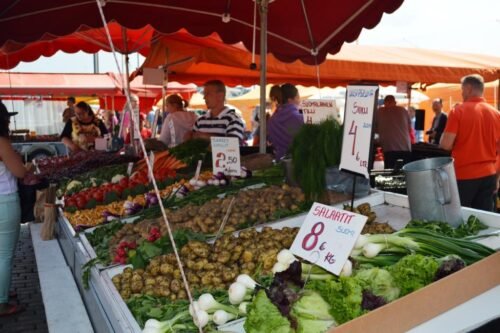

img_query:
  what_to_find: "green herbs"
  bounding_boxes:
[169,138,210,167]
[86,221,125,264]
[406,215,487,238]
[290,119,342,201]
[129,229,207,269]
[126,295,196,330]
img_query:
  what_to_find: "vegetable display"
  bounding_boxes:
[161,184,306,234]
[35,151,138,183]
[112,227,299,300]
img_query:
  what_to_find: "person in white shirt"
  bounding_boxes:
[0,101,29,316]
[158,94,197,148]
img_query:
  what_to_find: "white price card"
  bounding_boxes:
[340,85,378,178]
[290,203,367,275]
[301,99,338,124]
[127,162,134,176]
[211,137,241,176]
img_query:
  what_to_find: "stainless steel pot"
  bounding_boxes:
[402,157,463,227]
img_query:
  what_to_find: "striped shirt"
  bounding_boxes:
[192,107,245,141]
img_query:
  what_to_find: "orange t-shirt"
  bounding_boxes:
[444,97,500,180]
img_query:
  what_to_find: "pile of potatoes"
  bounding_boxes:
[112,226,299,300]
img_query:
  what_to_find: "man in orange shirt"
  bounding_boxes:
[440,74,500,212]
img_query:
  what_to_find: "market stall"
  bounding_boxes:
[21,117,498,333]
[2,2,499,333]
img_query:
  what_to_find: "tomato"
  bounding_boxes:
[92,191,104,202]
[84,192,93,202]
[119,177,129,188]
[65,198,76,207]
[112,184,124,195]
[76,198,87,210]
[128,180,139,188]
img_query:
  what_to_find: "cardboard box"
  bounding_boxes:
[333,252,500,333]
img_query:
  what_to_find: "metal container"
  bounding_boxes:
[402,157,463,227]
[281,158,299,187]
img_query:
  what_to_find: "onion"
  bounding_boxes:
[213,310,235,325]
[228,282,247,305]
[236,274,257,290]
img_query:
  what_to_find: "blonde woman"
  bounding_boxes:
[159,95,197,147]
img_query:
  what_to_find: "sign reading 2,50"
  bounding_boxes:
[215,152,237,168]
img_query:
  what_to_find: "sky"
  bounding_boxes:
[9,0,500,75]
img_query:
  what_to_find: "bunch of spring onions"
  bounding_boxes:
[188,274,257,329]
[351,228,495,266]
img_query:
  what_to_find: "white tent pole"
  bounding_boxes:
[258,0,269,154]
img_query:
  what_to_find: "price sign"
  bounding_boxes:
[301,99,338,124]
[148,151,155,181]
[339,85,378,178]
[211,137,241,176]
[127,162,134,176]
[290,203,367,275]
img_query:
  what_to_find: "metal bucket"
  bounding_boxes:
[281,158,299,187]
[402,157,463,227]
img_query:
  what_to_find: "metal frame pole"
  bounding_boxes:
[258,0,269,154]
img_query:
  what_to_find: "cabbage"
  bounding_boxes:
[111,174,126,184]
[290,290,335,333]
[66,180,83,192]
[355,268,400,302]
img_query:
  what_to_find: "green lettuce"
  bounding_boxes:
[306,277,365,325]
[388,254,439,296]
[244,290,293,333]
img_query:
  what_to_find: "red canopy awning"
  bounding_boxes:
[0,0,404,65]
[0,72,196,111]
[0,22,160,69]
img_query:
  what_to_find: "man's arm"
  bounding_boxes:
[439,132,456,151]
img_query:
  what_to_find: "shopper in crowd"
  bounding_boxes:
[426,98,448,145]
[407,106,417,144]
[120,94,140,140]
[374,95,412,168]
[125,114,152,144]
[60,101,108,152]
[269,85,283,114]
[251,102,271,147]
[187,80,245,143]
[267,83,304,160]
[102,109,119,134]
[0,101,29,316]
[440,74,500,211]
[62,96,76,123]
[158,95,197,147]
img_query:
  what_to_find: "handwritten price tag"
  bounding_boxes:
[339,85,378,178]
[211,137,241,176]
[290,203,367,275]
[301,99,338,124]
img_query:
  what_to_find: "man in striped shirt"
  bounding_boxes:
[187,80,245,144]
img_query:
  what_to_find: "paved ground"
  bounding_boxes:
[0,224,48,333]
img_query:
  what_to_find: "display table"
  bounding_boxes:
[33,191,500,333]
